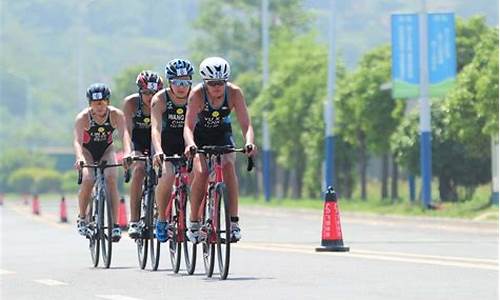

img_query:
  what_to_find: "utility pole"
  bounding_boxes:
[261,0,271,201]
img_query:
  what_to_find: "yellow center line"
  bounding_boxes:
[237,242,498,271]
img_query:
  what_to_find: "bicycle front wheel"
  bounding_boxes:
[148,191,160,271]
[182,186,197,275]
[215,184,231,280]
[100,188,113,269]
[169,194,182,273]
[137,190,149,269]
[87,197,99,267]
[202,192,215,278]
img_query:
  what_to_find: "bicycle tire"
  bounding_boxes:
[137,188,149,270]
[101,187,113,269]
[169,194,182,273]
[215,183,231,280]
[182,186,197,275]
[202,190,215,278]
[87,196,99,267]
[147,189,160,271]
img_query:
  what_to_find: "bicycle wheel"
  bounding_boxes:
[215,184,231,280]
[149,190,160,271]
[202,191,215,278]
[169,194,182,273]
[87,196,99,267]
[182,186,197,275]
[100,187,113,269]
[137,189,148,269]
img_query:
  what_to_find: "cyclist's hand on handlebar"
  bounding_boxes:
[74,159,84,170]
[245,143,257,156]
[184,144,197,158]
[122,153,134,169]
[153,152,164,168]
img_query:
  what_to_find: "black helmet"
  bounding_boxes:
[165,59,194,80]
[86,83,111,101]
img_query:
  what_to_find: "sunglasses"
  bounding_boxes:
[205,80,226,87]
[170,79,192,87]
[140,90,155,95]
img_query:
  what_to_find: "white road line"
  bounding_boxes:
[237,242,499,271]
[0,269,16,275]
[7,204,69,230]
[96,295,143,300]
[34,279,68,286]
[258,242,498,264]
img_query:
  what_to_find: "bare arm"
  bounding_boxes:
[122,98,135,155]
[183,89,203,154]
[73,112,86,168]
[151,92,165,159]
[231,86,256,154]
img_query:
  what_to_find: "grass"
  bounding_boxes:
[240,180,499,221]
[4,180,498,221]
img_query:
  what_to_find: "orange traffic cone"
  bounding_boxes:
[118,197,128,229]
[316,186,349,252]
[60,196,68,223]
[32,194,40,215]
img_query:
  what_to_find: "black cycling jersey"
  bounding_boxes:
[83,109,114,162]
[131,95,151,153]
[161,89,187,155]
[194,85,234,147]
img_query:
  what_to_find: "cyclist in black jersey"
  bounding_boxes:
[122,71,164,238]
[184,57,257,243]
[73,83,126,241]
[151,59,194,242]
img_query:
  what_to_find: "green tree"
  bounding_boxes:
[110,65,153,107]
[336,46,402,200]
[391,104,491,201]
[0,149,55,192]
[190,0,311,78]
[8,167,62,194]
[251,32,327,198]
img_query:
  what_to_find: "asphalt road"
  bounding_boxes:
[1,197,498,300]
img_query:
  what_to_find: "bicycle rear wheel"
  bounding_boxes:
[169,194,182,273]
[87,197,99,267]
[182,186,197,275]
[202,192,215,278]
[100,188,113,269]
[215,184,231,280]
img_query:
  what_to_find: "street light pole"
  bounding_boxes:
[419,0,432,208]
[324,0,336,189]
[261,0,271,202]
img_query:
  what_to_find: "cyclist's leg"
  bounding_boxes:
[189,155,209,222]
[221,153,238,217]
[129,152,145,222]
[155,161,175,221]
[155,160,175,242]
[102,147,119,223]
[78,149,96,219]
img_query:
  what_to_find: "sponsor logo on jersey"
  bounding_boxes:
[212,111,220,117]
[176,108,184,115]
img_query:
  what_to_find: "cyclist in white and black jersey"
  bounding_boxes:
[183,57,257,243]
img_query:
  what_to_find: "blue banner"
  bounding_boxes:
[428,13,456,97]
[391,14,420,98]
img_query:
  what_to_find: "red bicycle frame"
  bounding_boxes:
[198,156,224,244]
[165,163,190,242]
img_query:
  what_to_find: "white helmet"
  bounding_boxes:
[199,57,231,81]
